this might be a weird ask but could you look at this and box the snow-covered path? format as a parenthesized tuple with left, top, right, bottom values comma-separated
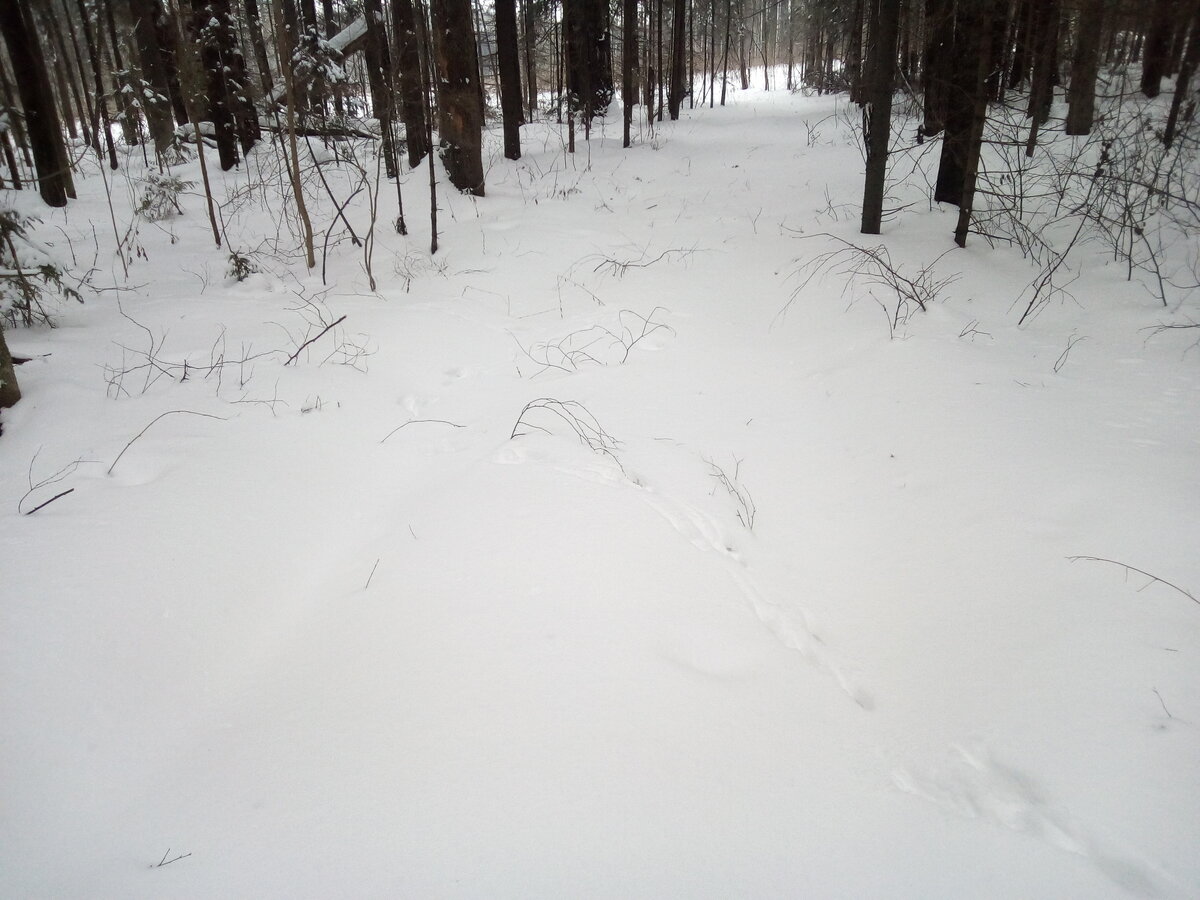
(3, 87, 1198, 897)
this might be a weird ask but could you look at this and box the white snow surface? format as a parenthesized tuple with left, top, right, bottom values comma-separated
(2, 85, 1198, 898)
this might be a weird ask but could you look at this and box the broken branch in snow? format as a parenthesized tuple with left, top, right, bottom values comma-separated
(153, 848, 192, 868)
(1067, 555, 1198, 607)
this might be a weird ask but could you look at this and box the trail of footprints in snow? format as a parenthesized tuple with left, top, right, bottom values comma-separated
(894, 745, 1168, 898)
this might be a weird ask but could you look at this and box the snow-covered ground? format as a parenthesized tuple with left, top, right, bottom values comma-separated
(2, 84, 1198, 898)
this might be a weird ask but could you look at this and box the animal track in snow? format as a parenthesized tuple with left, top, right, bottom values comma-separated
(894, 745, 1167, 897)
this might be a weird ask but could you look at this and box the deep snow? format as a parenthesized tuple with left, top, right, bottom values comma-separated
(2, 84, 1198, 898)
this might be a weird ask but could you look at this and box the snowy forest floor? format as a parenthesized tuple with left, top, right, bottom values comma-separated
(2, 84, 1199, 898)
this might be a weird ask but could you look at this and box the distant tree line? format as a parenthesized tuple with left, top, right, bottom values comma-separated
(1, 0, 1198, 413)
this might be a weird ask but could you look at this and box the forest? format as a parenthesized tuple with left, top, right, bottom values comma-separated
(1, 0, 1198, 896)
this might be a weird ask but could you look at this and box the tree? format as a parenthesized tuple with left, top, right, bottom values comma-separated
(496, 0, 524, 158)
(1141, 0, 1179, 97)
(565, 0, 615, 123)
(128, 0, 182, 155)
(431, 0, 486, 194)
(362, 0, 399, 178)
(0, 0, 74, 206)
(623, 0, 638, 145)
(188, 0, 254, 170)
(0, 320, 19, 414)
(921, 0, 953, 136)
(392, 0, 430, 168)
(1065, 0, 1105, 135)
(668, 0, 688, 118)
(1164, 0, 1200, 148)
(861, 0, 901, 234)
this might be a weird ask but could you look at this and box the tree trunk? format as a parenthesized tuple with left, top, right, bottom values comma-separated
(431, 0, 485, 194)
(243, 0, 275, 94)
(668, 0, 687, 118)
(953, 0, 1002, 246)
(1026, 0, 1059, 125)
(0, 320, 20, 413)
(496, 0, 523, 157)
(102, 0, 142, 145)
(1065, 0, 1104, 134)
(862, 0, 900, 234)
(363, 0, 399, 178)
(1141, 0, 1178, 96)
(0, 0, 74, 205)
(624, 0, 638, 144)
(935, 0, 990, 207)
(74, 0, 121, 169)
(921, 0, 953, 136)
(392, 0, 430, 167)
(127, 0, 179, 155)
(1164, 0, 1200, 147)
(566, 0, 616, 122)
(522, 0, 538, 117)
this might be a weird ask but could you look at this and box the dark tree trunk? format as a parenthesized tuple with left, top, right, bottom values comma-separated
(668, 0, 687, 118)
(363, 0, 399, 177)
(522, 0, 538, 116)
(1141, 0, 1178, 96)
(861, 0, 901, 234)
(155, 7, 190, 124)
(624, 0, 638, 144)
(847, 0, 867, 102)
(102, 0, 142, 145)
(935, 0, 991, 207)
(1026, 0, 1059, 125)
(0, 320, 20, 413)
(953, 0, 1002, 246)
(1164, 0, 1200, 147)
(188, 0, 241, 170)
(45, 12, 94, 148)
(921, 0, 953, 136)
(392, 0, 430, 167)
(128, 0, 179, 154)
(0, 0, 74, 205)
(243, 0, 275, 94)
(431, 0, 485, 194)
(1065, 0, 1104, 135)
(1007, 0, 1033, 88)
(496, 0, 523, 157)
(566, 0, 616, 121)
(74, 0, 121, 169)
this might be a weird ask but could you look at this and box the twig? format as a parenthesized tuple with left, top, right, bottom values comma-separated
(1067, 555, 1198, 606)
(154, 848, 191, 868)
(22, 489, 75, 516)
(108, 411, 229, 475)
(379, 418, 465, 443)
(365, 558, 380, 590)
(285, 315, 347, 365)
(1152, 688, 1173, 719)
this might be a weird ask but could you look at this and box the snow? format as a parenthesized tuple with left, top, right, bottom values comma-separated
(2, 81, 1198, 898)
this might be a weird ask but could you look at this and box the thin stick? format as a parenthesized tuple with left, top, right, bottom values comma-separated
(380, 418, 465, 443)
(108, 411, 228, 475)
(1152, 688, 1173, 719)
(22, 488, 75, 515)
(365, 558, 381, 589)
(1067, 555, 1198, 606)
(285, 315, 347, 365)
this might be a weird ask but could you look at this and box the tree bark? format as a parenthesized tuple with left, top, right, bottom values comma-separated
(431, 0, 485, 194)
(127, 0, 179, 155)
(921, 0, 953, 136)
(624, 0, 638, 144)
(1065, 0, 1104, 134)
(565, 0, 615, 122)
(1164, 0, 1200, 147)
(363, 0, 399, 177)
(668, 0, 688, 118)
(0, 320, 20, 413)
(0, 0, 74, 205)
(392, 0, 430, 167)
(861, 0, 900, 234)
(1141, 0, 1178, 96)
(496, 0, 523, 157)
